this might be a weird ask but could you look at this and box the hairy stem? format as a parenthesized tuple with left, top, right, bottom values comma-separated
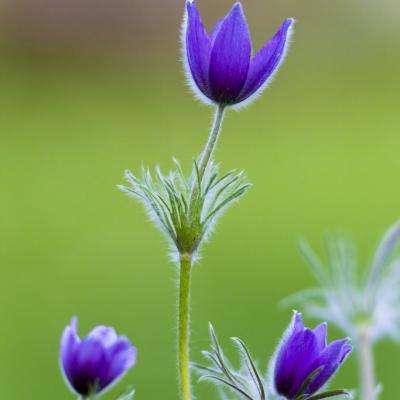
(198, 104, 226, 180)
(189, 104, 226, 214)
(178, 253, 193, 400)
(358, 328, 376, 400)
(178, 105, 225, 400)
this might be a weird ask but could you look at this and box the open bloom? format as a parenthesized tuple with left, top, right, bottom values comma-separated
(271, 312, 352, 399)
(60, 317, 137, 397)
(183, 1, 294, 107)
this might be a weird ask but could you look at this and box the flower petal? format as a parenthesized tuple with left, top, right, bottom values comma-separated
(237, 18, 294, 103)
(88, 326, 118, 348)
(209, 3, 251, 104)
(60, 318, 137, 396)
(70, 339, 108, 395)
(307, 338, 352, 394)
(210, 16, 226, 44)
(104, 336, 137, 387)
(60, 317, 80, 385)
(292, 311, 305, 334)
(313, 322, 328, 351)
(274, 328, 320, 398)
(184, 1, 211, 98)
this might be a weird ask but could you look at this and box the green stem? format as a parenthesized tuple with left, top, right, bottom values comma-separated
(178, 253, 193, 400)
(189, 104, 226, 214)
(197, 104, 226, 180)
(178, 105, 225, 400)
(358, 327, 376, 400)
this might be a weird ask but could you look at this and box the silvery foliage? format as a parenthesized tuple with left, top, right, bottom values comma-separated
(286, 221, 400, 343)
(192, 324, 267, 400)
(118, 158, 249, 259)
(193, 324, 349, 400)
(116, 388, 135, 400)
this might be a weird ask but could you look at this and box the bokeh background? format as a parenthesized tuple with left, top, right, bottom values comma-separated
(1, 0, 400, 398)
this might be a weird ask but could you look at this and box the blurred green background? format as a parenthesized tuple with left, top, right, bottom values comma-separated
(1, 0, 400, 398)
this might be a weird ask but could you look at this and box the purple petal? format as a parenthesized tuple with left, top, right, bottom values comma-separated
(307, 339, 352, 394)
(104, 337, 137, 386)
(274, 328, 319, 398)
(209, 3, 251, 104)
(60, 317, 80, 384)
(184, 1, 212, 98)
(70, 339, 108, 395)
(272, 313, 352, 398)
(292, 311, 305, 334)
(210, 16, 226, 44)
(340, 343, 353, 363)
(313, 322, 328, 351)
(88, 326, 118, 348)
(60, 318, 137, 396)
(238, 18, 294, 103)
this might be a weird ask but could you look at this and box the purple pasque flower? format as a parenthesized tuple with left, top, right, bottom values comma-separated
(60, 317, 137, 397)
(183, 1, 294, 107)
(271, 312, 352, 399)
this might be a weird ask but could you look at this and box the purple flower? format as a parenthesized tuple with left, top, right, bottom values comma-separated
(183, 1, 294, 107)
(60, 317, 137, 397)
(271, 312, 352, 399)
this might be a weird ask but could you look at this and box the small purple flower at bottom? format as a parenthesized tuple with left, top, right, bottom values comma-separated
(271, 312, 352, 399)
(60, 317, 137, 397)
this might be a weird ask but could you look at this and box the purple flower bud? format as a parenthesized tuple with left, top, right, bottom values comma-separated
(271, 312, 352, 399)
(60, 317, 137, 397)
(183, 1, 294, 107)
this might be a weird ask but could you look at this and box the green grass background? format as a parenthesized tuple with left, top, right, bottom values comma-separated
(1, 0, 400, 398)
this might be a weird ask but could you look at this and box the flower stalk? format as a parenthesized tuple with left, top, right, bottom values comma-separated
(179, 105, 226, 400)
(197, 105, 225, 179)
(178, 253, 193, 400)
(357, 327, 376, 400)
(188, 105, 226, 222)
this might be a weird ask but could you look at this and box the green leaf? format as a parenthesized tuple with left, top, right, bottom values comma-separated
(199, 375, 254, 400)
(294, 366, 324, 398)
(231, 337, 265, 400)
(298, 239, 327, 285)
(305, 390, 350, 400)
(116, 388, 135, 400)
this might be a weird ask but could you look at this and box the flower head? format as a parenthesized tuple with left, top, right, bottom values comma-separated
(183, 1, 294, 107)
(60, 317, 137, 397)
(271, 312, 352, 399)
(195, 320, 351, 400)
